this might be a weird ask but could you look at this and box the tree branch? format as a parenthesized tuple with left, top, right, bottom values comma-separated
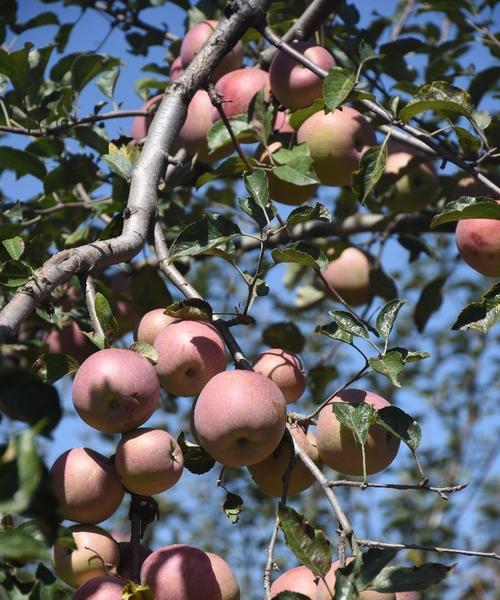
(357, 538, 500, 561)
(327, 479, 469, 501)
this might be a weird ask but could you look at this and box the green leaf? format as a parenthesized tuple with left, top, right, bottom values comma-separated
(0, 528, 48, 561)
(272, 242, 328, 271)
(0, 223, 23, 241)
(452, 282, 500, 333)
(397, 234, 437, 262)
(0, 147, 47, 180)
(370, 267, 398, 301)
(375, 300, 405, 341)
(2, 236, 24, 260)
(223, 492, 243, 524)
(332, 402, 374, 445)
(0, 43, 31, 96)
(431, 196, 500, 228)
(288, 98, 324, 130)
(244, 169, 270, 210)
(315, 322, 353, 345)
(102, 142, 141, 180)
(352, 144, 388, 203)
(273, 165, 319, 186)
(96, 66, 119, 98)
(129, 341, 158, 364)
(130, 264, 172, 315)
(29, 562, 73, 599)
(414, 275, 447, 333)
(248, 87, 274, 143)
(328, 310, 369, 340)
(35, 353, 79, 384)
(177, 432, 215, 475)
(323, 67, 357, 112)
(376, 406, 421, 452)
(165, 298, 213, 321)
(369, 351, 406, 387)
(286, 203, 331, 227)
(239, 195, 277, 229)
(71, 54, 121, 92)
(169, 212, 241, 261)
(262, 321, 305, 353)
(368, 562, 453, 592)
(44, 155, 98, 193)
(63, 225, 91, 248)
(353, 548, 400, 591)
(278, 506, 332, 578)
(0, 367, 61, 436)
(94, 292, 119, 344)
(207, 116, 254, 152)
(271, 142, 319, 185)
(358, 40, 379, 65)
(295, 285, 325, 309)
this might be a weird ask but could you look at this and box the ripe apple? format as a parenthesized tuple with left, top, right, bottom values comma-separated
(270, 564, 330, 598)
(140, 544, 222, 599)
(153, 319, 227, 397)
(248, 423, 321, 497)
(455, 199, 500, 277)
(258, 142, 318, 206)
(212, 67, 271, 120)
(73, 576, 125, 599)
(322, 247, 372, 307)
(192, 370, 287, 467)
(269, 42, 335, 111)
(253, 347, 306, 404)
(273, 110, 295, 143)
(72, 348, 160, 434)
(382, 144, 438, 213)
(170, 56, 184, 81)
(131, 94, 163, 141)
(52, 525, 120, 588)
(50, 447, 124, 524)
(114, 427, 184, 496)
(180, 20, 244, 81)
(297, 106, 376, 186)
(316, 388, 401, 476)
(117, 541, 153, 581)
(135, 308, 178, 345)
(44, 321, 95, 363)
(206, 552, 240, 600)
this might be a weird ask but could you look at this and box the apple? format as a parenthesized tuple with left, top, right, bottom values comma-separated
(114, 427, 184, 496)
(258, 142, 318, 206)
(206, 552, 240, 600)
(131, 94, 163, 141)
(269, 42, 335, 111)
(248, 423, 321, 497)
(135, 308, 178, 345)
(316, 388, 401, 476)
(140, 543, 222, 599)
(297, 106, 376, 187)
(455, 200, 500, 277)
(72, 348, 160, 434)
(180, 20, 244, 82)
(192, 370, 287, 467)
(273, 110, 295, 143)
(270, 564, 320, 598)
(382, 144, 438, 213)
(212, 67, 271, 120)
(253, 347, 306, 404)
(50, 447, 124, 524)
(73, 576, 125, 599)
(109, 270, 140, 335)
(52, 525, 120, 588)
(153, 319, 227, 397)
(322, 247, 372, 307)
(117, 541, 153, 581)
(44, 321, 95, 363)
(170, 56, 184, 81)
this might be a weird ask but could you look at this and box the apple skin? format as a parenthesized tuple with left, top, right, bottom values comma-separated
(322, 247, 372, 307)
(180, 20, 244, 82)
(114, 428, 184, 496)
(117, 541, 153, 581)
(316, 388, 400, 476)
(258, 142, 318, 206)
(73, 576, 126, 599)
(269, 42, 335, 111)
(72, 348, 160, 434)
(140, 543, 222, 600)
(212, 67, 271, 120)
(50, 447, 124, 524)
(153, 319, 227, 397)
(382, 150, 438, 213)
(131, 94, 163, 141)
(192, 370, 287, 467)
(248, 423, 321, 497)
(170, 56, 184, 81)
(52, 525, 120, 588)
(44, 321, 95, 363)
(135, 308, 178, 345)
(297, 106, 376, 187)
(270, 565, 320, 598)
(206, 552, 240, 600)
(455, 200, 500, 277)
(253, 347, 306, 404)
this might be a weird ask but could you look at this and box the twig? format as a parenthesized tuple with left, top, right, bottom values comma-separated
(327, 480, 469, 501)
(264, 512, 280, 599)
(465, 17, 500, 51)
(357, 538, 500, 561)
(83, 274, 105, 338)
(390, 0, 416, 41)
(243, 238, 266, 314)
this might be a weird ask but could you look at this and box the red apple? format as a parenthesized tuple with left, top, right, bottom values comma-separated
(170, 56, 184, 81)
(73, 576, 125, 599)
(212, 67, 271, 120)
(322, 247, 372, 306)
(253, 348, 306, 404)
(44, 321, 95, 363)
(131, 94, 163, 141)
(135, 308, 178, 345)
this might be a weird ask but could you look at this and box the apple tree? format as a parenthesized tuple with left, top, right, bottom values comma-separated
(0, 0, 499, 598)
